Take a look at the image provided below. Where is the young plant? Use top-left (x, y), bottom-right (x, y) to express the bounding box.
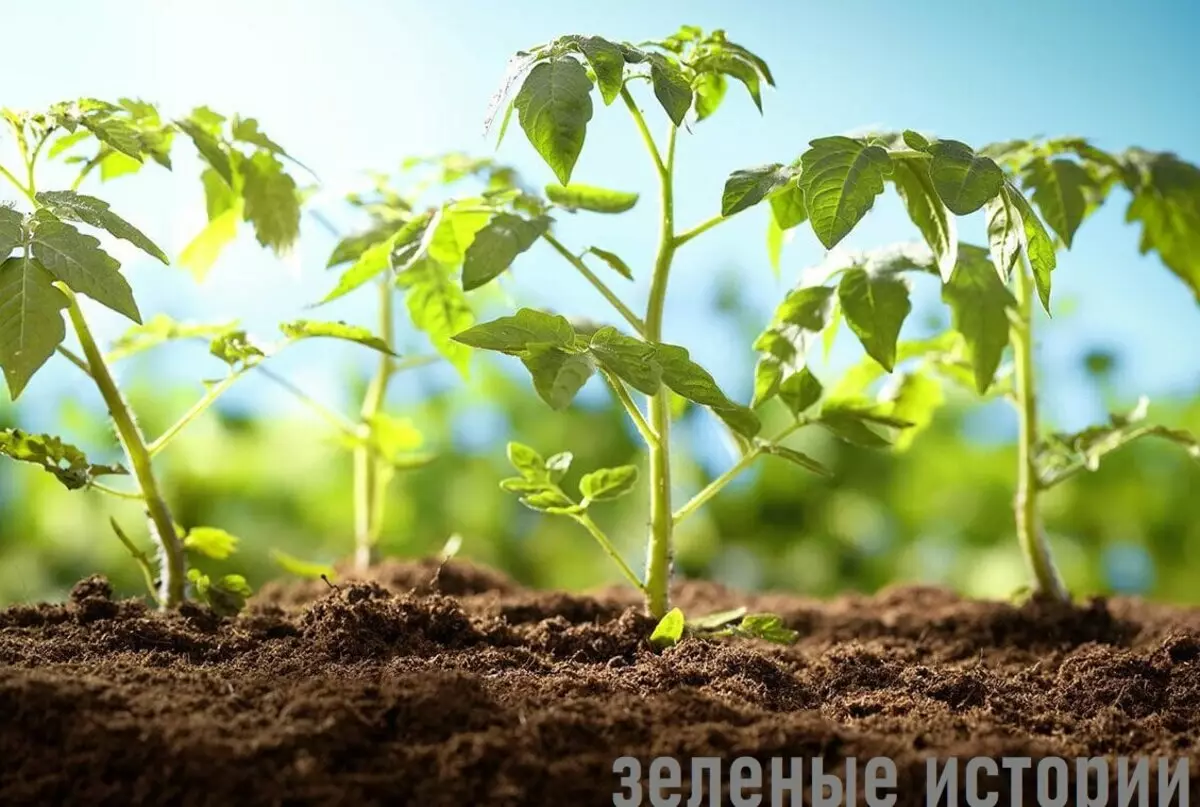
top-left (737, 130), bottom-right (1200, 602)
top-left (0, 100), bottom-right (396, 609)
top-left (313, 153), bottom-right (527, 572)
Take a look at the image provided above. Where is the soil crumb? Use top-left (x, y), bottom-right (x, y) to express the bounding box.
top-left (2, 560), bottom-right (1198, 805)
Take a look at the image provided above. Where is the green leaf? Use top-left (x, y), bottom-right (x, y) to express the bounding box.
top-left (942, 245), bottom-right (1016, 394)
top-left (397, 258), bottom-right (474, 376)
top-left (836, 267), bottom-right (912, 372)
top-left (178, 202), bottom-right (241, 280)
top-left (106, 315), bottom-right (236, 362)
top-left (879, 371), bottom-right (944, 451)
top-left (241, 151), bottom-right (300, 253)
top-left (798, 136), bottom-right (893, 249)
top-left (588, 326), bottom-right (662, 394)
top-left (1021, 157), bottom-right (1095, 248)
top-left (655, 343), bottom-right (759, 438)
top-left (30, 210), bottom-right (139, 322)
top-left (1005, 184), bottom-right (1057, 312)
top-left (0, 255), bottom-right (68, 399)
top-left (693, 72), bottom-right (727, 121)
top-left (230, 116), bottom-right (287, 155)
top-left (506, 441), bottom-right (547, 480)
top-left (902, 130), bottom-right (930, 151)
top-left (545, 183), bottom-right (638, 214)
top-left (428, 206), bottom-right (493, 265)
top-left (1122, 151), bottom-right (1200, 300)
top-left (0, 428), bottom-right (126, 490)
top-left (737, 613), bottom-right (797, 644)
top-left (761, 443), bottom-right (832, 476)
top-left (270, 549), bottom-right (336, 581)
top-left (327, 222), bottom-right (404, 269)
top-left (693, 52), bottom-right (763, 112)
top-left (82, 116), bottom-right (143, 161)
top-left (769, 182), bottom-right (808, 229)
top-left (452, 308), bottom-right (575, 354)
top-left (585, 247), bottom-right (633, 280)
top-left (686, 607), bottom-right (746, 631)
top-left (209, 330), bottom-right (266, 369)
top-left (188, 569), bottom-right (251, 618)
top-left (927, 139), bottom-right (1004, 215)
top-left (890, 159), bottom-right (957, 282)
top-left (650, 607), bottom-right (685, 649)
top-left (514, 57), bottom-right (594, 184)
top-left (35, 191), bottom-right (168, 264)
top-left (722, 164), bottom-right (792, 216)
top-left (752, 286), bottom-right (834, 408)
top-left (648, 55), bottom-right (693, 126)
top-left (520, 344), bottom-right (594, 410)
top-left (579, 465), bottom-right (638, 501)
top-left (518, 487), bottom-right (584, 515)
top-left (182, 526), bottom-right (239, 560)
top-left (279, 319), bottom-right (395, 355)
top-left (461, 213), bottom-right (551, 291)
top-left (816, 403), bottom-right (905, 448)
top-left (0, 207), bottom-right (23, 259)
top-left (778, 367), bottom-right (823, 414)
top-left (563, 36), bottom-right (625, 105)
top-left (544, 451), bottom-right (573, 481)
top-left (318, 236), bottom-right (394, 304)
top-left (175, 118), bottom-right (233, 186)
top-left (985, 188), bottom-right (1022, 282)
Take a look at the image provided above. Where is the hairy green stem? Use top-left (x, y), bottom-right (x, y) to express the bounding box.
top-left (64, 291), bottom-right (184, 607)
top-left (354, 277), bottom-right (396, 572)
top-left (572, 512), bottom-right (646, 594)
top-left (1010, 258), bottom-right (1069, 601)
top-left (542, 233), bottom-right (646, 335)
top-left (55, 345), bottom-right (93, 377)
top-left (0, 164), bottom-right (36, 205)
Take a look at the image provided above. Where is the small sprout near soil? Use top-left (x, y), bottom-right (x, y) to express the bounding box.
top-left (650, 605), bottom-right (798, 650)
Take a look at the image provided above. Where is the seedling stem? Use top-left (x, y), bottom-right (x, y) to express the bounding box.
top-left (354, 276), bottom-right (397, 571)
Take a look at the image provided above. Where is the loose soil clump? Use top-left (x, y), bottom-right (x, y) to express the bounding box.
top-left (1, 560), bottom-right (1197, 805)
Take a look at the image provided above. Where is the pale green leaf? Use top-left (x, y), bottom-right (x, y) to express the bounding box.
top-left (279, 319), bottom-right (396, 355)
top-left (182, 526), bottom-right (239, 560)
top-left (178, 203), bottom-right (241, 281)
top-left (270, 549), bottom-right (336, 581)
top-left (0, 255), bottom-right (68, 399)
top-left (579, 464), bottom-right (638, 501)
top-left (36, 190), bottom-right (168, 264)
top-left (693, 72), bottom-right (726, 121)
top-left (545, 183), bottom-right (638, 213)
top-left (798, 136), bottom-right (893, 248)
top-left (650, 607), bottom-right (685, 648)
top-left (397, 257), bottom-right (474, 376)
top-left (879, 371), bottom-right (944, 451)
top-left (942, 245), bottom-right (1016, 394)
top-left (514, 57), bottom-right (594, 184)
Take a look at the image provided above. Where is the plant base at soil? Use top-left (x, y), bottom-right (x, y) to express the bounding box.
top-left (1, 559), bottom-right (1198, 805)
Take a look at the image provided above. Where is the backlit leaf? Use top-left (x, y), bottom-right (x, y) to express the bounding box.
top-left (722, 164), bottom-right (792, 216)
top-left (175, 118), bottom-right (233, 185)
top-left (30, 210), bottom-right (139, 322)
top-left (890, 158), bottom-right (957, 282)
top-left (514, 57), bottom-right (594, 184)
top-left (585, 247), bottom-right (633, 280)
top-left (453, 308), bottom-right (575, 354)
top-left (588, 326), bottom-right (662, 394)
top-left (650, 607), bottom-right (685, 648)
top-left (461, 213), bottom-right (550, 291)
top-left (178, 202), bottom-right (241, 280)
top-left (545, 183), bottom-right (638, 213)
top-left (1021, 157), bottom-right (1095, 248)
top-left (36, 190), bottom-right (168, 264)
top-left (0, 428), bottom-right (126, 489)
top-left (798, 136), bottom-right (892, 248)
top-left (182, 526), bottom-right (239, 560)
top-left (761, 443), bottom-right (831, 476)
top-left (241, 151), bottom-right (300, 253)
top-left (836, 267), bottom-right (912, 372)
top-left (879, 371), bottom-right (944, 451)
top-left (1122, 150), bottom-right (1200, 300)
top-left (693, 72), bottom-right (726, 121)
top-left (0, 255), bottom-right (67, 399)
top-left (521, 343), bottom-right (594, 410)
top-left (942, 245), bottom-right (1016, 394)
top-left (397, 257), bottom-right (474, 376)
top-left (927, 139), bottom-right (1004, 215)
top-left (279, 319), bottom-right (396, 355)
top-left (648, 55), bottom-right (693, 126)
top-left (562, 35), bottom-right (625, 105)
top-left (580, 464), bottom-right (638, 501)
top-left (270, 549), bottom-right (336, 580)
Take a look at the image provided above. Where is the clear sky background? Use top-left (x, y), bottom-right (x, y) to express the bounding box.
top-left (3, 0), bottom-right (1199, 449)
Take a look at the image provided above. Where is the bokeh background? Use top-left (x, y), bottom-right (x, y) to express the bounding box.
top-left (2, 0), bottom-right (1198, 605)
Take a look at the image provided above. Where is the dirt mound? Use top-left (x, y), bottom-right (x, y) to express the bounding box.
top-left (1, 561), bottom-right (1197, 805)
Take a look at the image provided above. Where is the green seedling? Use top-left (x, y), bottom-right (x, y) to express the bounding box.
top-left (649, 606), bottom-right (798, 650)
top-left (741, 130), bottom-right (1200, 602)
top-left (313, 154), bottom-right (530, 572)
top-left (0, 99), bottom-right (395, 610)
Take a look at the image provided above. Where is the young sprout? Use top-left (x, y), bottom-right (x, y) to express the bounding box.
top-left (0, 100), bottom-right (394, 610)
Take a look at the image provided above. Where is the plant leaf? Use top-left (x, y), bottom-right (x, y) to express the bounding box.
top-left (647, 55), bottom-right (693, 126)
top-left (798, 136), bottom-right (893, 249)
top-left (397, 257), bottom-right (474, 376)
top-left (752, 285), bottom-right (834, 409)
top-left (518, 487), bottom-right (584, 515)
top-left (270, 549), bottom-right (336, 581)
top-left (178, 202), bottom-right (242, 281)
top-left (836, 267), bottom-right (912, 372)
top-left (279, 319), bottom-right (395, 355)
top-left (655, 343), bottom-right (759, 438)
top-left (693, 72), bottom-right (726, 121)
top-left (686, 606), bottom-right (746, 631)
top-left (927, 139), bottom-right (1004, 215)
top-left (650, 607), bottom-right (685, 649)
top-left (761, 443), bottom-right (832, 476)
top-left (175, 118), bottom-right (233, 186)
top-left (461, 213), bottom-right (550, 291)
top-left (588, 326), bottom-right (662, 394)
top-left (693, 52), bottom-right (763, 112)
top-left (1021, 157), bottom-right (1095, 248)
top-left (562, 35), bottom-right (625, 105)
top-left (1006, 184), bottom-right (1058, 312)
top-left (545, 183), bottom-right (638, 213)
top-left (182, 526), bottom-right (239, 560)
top-left (514, 57), bottom-right (594, 184)
top-left (520, 343), bottom-right (594, 410)
top-left (879, 371), bottom-right (944, 451)
top-left (722, 164), bottom-right (792, 216)
top-left (452, 308), bottom-right (575, 354)
top-left (506, 441), bottom-right (547, 480)
top-left (579, 464), bottom-right (638, 501)
top-left (240, 151), bottom-right (300, 253)
top-left (585, 247), bottom-right (633, 280)
top-left (890, 159), bottom-right (957, 282)
top-left (778, 367), bottom-right (823, 414)
top-left (1122, 150), bottom-right (1200, 300)
top-left (0, 428), bottom-right (126, 489)
top-left (942, 245), bottom-right (1016, 394)
top-left (36, 191), bottom-right (168, 264)
top-left (0, 255), bottom-right (68, 398)
top-left (106, 314), bottom-right (236, 362)
top-left (30, 210), bottom-right (139, 322)
top-left (188, 570), bottom-right (251, 618)
top-left (737, 613), bottom-right (797, 644)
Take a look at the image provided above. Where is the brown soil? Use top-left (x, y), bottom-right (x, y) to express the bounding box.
top-left (1, 559), bottom-right (1198, 806)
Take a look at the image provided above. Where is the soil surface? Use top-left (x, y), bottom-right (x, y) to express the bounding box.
top-left (1, 559), bottom-right (1198, 806)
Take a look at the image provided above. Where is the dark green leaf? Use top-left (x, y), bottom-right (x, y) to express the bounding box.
top-left (461, 213), bottom-right (550, 291)
top-left (1021, 157), bottom-right (1095, 248)
top-left (585, 247), bottom-right (633, 280)
top-left (837, 267), bottom-right (912, 372)
top-left (0, 428), bottom-right (126, 489)
top-left (890, 159), bottom-right (957, 281)
top-left (1122, 151), bottom-right (1200, 300)
top-left (452, 308), bottom-right (575, 354)
top-left (241, 151), bottom-right (300, 253)
top-left (545, 183), bottom-right (638, 213)
top-left (514, 57), bottom-right (594, 184)
top-left (0, 255), bottom-right (68, 398)
top-left (655, 343), bottom-right (759, 438)
top-left (778, 367), bottom-right (823, 414)
top-left (816, 407), bottom-right (893, 448)
top-left (521, 343), bottom-right (594, 410)
top-left (693, 52), bottom-right (762, 112)
top-left (722, 164), bottom-right (792, 216)
top-left (650, 607), bottom-right (685, 648)
top-left (175, 118), bottom-right (233, 185)
top-left (230, 117), bottom-right (286, 154)
top-left (0, 207), bottom-right (23, 259)
top-left (752, 286), bottom-right (835, 408)
top-left (579, 465), bottom-right (638, 501)
top-left (82, 116), bottom-right (143, 161)
top-left (648, 55), bottom-right (693, 126)
top-left (761, 443), bottom-right (831, 476)
top-left (588, 326), bottom-right (662, 394)
top-left (279, 319), bottom-right (396, 355)
top-left (737, 613), bottom-right (797, 644)
top-left (798, 136), bottom-right (893, 248)
top-left (36, 190), bottom-right (168, 264)
top-left (30, 210), bottom-right (139, 322)
top-left (942, 245), bottom-right (1016, 394)
top-left (927, 139), bottom-right (1004, 215)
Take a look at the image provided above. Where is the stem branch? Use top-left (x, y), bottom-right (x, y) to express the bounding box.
top-left (600, 369), bottom-right (658, 449)
top-left (572, 512), bottom-right (646, 593)
top-left (542, 233), bottom-right (646, 335)
top-left (354, 277), bottom-right (396, 571)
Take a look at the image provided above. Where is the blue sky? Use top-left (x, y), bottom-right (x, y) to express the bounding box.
top-left (4, 0), bottom-right (1199, 445)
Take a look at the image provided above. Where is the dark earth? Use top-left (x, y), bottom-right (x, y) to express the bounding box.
top-left (1, 558), bottom-right (1197, 805)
